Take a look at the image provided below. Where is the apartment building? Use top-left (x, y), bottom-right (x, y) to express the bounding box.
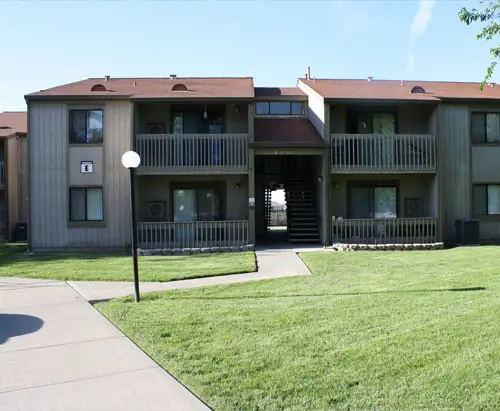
top-left (0, 111), bottom-right (28, 242)
top-left (24, 75), bottom-right (500, 251)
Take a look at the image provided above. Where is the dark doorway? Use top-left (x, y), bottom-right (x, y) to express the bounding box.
top-left (255, 155), bottom-right (321, 245)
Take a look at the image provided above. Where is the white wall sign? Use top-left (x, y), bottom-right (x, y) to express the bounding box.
top-left (249, 197), bottom-right (255, 207)
top-left (80, 161), bottom-right (94, 174)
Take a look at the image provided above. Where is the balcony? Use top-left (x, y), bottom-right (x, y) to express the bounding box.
top-left (0, 160), bottom-right (4, 190)
top-left (331, 134), bottom-right (437, 173)
top-left (331, 217), bottom-right (439, 245)
top-left (137, 220), bottom-right (249, 250)
top-left (135, 134), bottom-right (248, 174)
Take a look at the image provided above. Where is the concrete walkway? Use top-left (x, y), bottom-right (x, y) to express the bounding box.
top-left (69, 249), bottom-right (312, 302)
top-left (0, 277), bottom-right (210, 411)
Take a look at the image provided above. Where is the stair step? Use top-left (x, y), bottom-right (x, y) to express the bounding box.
top-left (289, 239), bottom-right (321, 243)
top-left (288, 231), bottom-right (319, 237)
top-left (287, 195), bottom-right (314, 199)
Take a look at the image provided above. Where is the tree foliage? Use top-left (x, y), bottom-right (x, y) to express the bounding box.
top-left (459, 1), bottom-right (500, 89)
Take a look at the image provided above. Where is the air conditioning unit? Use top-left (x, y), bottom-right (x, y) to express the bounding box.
top-left (455, 219), bottom-right (480, 245)
top-left (146, 201), bottom-right (166, 221)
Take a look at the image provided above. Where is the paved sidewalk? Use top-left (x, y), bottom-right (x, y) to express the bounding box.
top-left (0, 277), bottom-right (209, 411)
top-left (69, 249), bottom-right (312, 302)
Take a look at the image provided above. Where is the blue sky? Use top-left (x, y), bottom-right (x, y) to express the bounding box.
top-left (0, 0), bottom-right (494, 111)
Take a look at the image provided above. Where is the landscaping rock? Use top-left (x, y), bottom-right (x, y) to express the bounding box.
top-left (220, 247), bottom-right (230, 253)
top-left (192, 248), bottom-right (202, 255)
top-left (181, 248), bottom-right (191, 255)
top-left (211, 247), bottom-right (221, 253)
top-left (172, 248), bottom-right (182, 255)
top-left (201, 248), bottom-right (211, 254)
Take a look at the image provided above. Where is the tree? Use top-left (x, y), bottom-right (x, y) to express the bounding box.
top-left (459, 1), bottom-right (500, 89)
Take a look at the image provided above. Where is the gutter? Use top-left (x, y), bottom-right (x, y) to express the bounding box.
top-left (324, 98), bottom-right (440, 104)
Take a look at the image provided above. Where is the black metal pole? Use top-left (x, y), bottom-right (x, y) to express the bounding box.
top-left (129, 167), bottom-right (140, 302)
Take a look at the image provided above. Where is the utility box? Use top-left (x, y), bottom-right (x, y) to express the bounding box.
top-left (455, 219), bottom-right (480, 245)
top-left (14, 222), bottom-right (27, 243)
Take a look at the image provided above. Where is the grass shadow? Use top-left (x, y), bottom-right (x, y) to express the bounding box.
top-left (143, 287), bottom-right (487, 302)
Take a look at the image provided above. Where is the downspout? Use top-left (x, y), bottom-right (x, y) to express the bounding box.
top-left (26, 103), bottom-right (32, 253)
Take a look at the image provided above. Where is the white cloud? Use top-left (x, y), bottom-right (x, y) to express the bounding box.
top-left (406, 0), bottom-right (436, 76)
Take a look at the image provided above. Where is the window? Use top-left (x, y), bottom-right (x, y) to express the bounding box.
top-left (355, 112), bottom-right (395, 134)
top-left (70, 110), bottom-right (103, 144)
top-left (349, 186), bottom-right (397, 219)
top-left (255, 101), bottom-right (305, 116)
top-left (90, 84), bottom-right (107, 92)
top-left (471, 112), bottom-right (500, 143)
top-left (473, 184), bottom-right (500, 215)
top-left (171, 108), bottom-right (224, 133)
top-left (291, 102), bottom-right (305, 115)
top-left (410, 86), bottom-right (426, 94)
top-left (255, 102), bottom-right (269, 115)
top-left (70, 187), bottom-right (104, 221)
top-left (172, 188), bottom-right (222, 222)
top-left (172, 83), bottom-right (188, 91)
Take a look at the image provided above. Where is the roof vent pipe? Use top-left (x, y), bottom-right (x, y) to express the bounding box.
top-left (367, 76), bottom-right (373, 81)
top-left (170, 74), bottom-right (177, 79)
top-left (401, 80), bottom-right (404, 86)
top-left (104, 75), bottom-right (110, 81)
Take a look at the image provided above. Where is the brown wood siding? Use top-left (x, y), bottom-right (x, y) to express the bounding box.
top-left (5, 136), bottom-right (28, 239)
top-left (438, 104), bottom-right (471, 240)
top-left (29, 100), bottom-right (132, 249)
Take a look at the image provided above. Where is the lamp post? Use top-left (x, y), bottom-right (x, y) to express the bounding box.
top-left (121, 150), bottom-right (141, 302)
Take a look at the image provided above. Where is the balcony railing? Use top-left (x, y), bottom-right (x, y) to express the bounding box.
top-left (0, 160), bottom-right (4, 190)
top-left (331, 217), bottom-right (439, 245)
top-left (137, 220), bottom-right (249, 250)
top-left (331, 134), bottom-right (436, 173)
top-left (136, 134), bottom-right (248, 174)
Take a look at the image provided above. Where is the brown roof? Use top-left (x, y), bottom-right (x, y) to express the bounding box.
top-left (300, 78), bottom-right (500, 101)
top-left (254, 118), bottom-right (323, 145)
top-left (26, 77), bottom-right (255, 99)
top-left (0, 111), bottom-right (27, 138)
top-left (254, 87), bottom-right (306, 97)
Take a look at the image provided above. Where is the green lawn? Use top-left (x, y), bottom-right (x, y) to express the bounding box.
top-left (0, 244), bottom-right (256, 282)
top-left (98, 247), bottom-right (500, 410)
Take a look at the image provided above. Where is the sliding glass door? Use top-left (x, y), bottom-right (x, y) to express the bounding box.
top-left (173, 189), bottom-right (196, 244)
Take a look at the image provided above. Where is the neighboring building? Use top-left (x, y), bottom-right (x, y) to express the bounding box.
top-left (0, 111), bottom-right (28, 242)
top-left (24, 75), bottom-right (500, 250)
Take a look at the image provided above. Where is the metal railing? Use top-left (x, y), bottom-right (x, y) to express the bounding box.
top-left (331, 134), bottom-right (436, 173)
top-left (331, 217), bottom-right (439, 244)
top-left (136, 134), bottom-right (249, 174)
top-left (137, 220), bottom-right (249, 250)
top-left (0, 161), bottom-right (4, 190)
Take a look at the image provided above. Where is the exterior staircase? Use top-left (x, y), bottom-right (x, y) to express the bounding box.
top-left (285, 177), bottom-right (320, 244)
